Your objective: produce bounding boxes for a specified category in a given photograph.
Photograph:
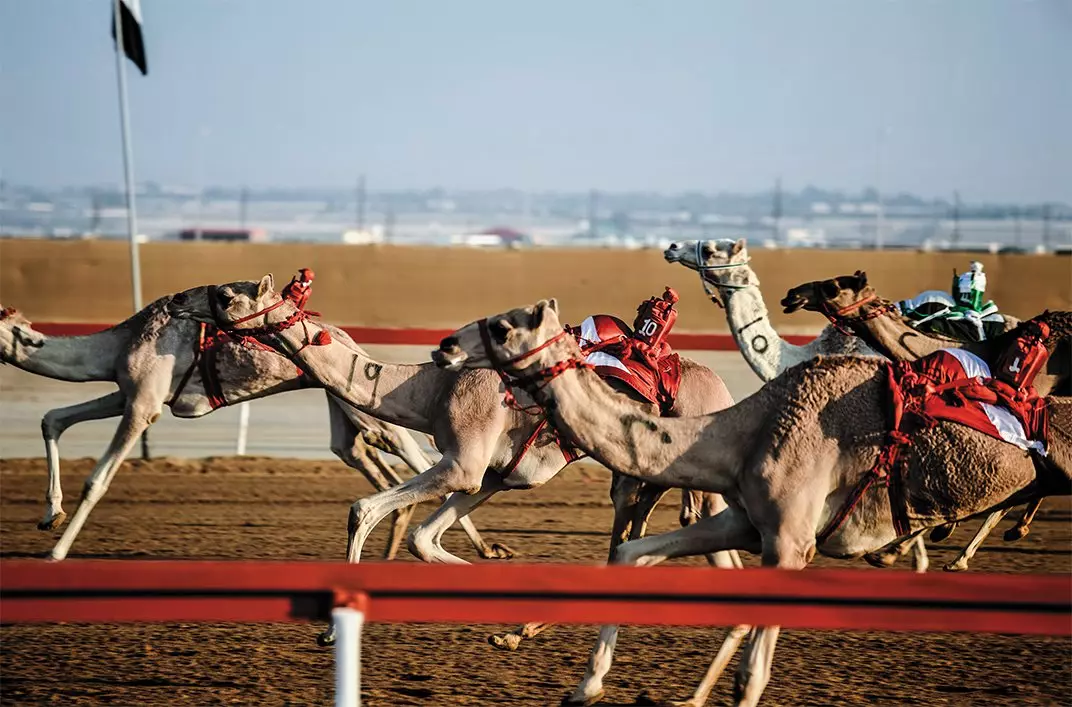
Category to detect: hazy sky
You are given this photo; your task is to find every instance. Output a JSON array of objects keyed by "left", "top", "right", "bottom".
[{"left": 2, "top": 1, "right": 1070, "bottom": 201}]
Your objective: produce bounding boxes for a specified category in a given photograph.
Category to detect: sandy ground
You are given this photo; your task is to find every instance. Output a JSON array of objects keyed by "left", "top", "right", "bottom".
[{"left": 2, "top": 455, "right": 1070, "bottom": 707}]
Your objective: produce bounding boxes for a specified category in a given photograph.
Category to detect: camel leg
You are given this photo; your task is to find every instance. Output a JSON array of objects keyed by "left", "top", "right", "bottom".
[
  {"left": 697, "top": 492, "right": 745, "bottom": 569},
  {"left": 327, "top": 401, "right": 414, "bottom": 561},
  {"left": 945, "top": 508, "right": 1011, "bottom": 572},
  {"left": 318, "top": 466, "right": 489, "bottom": 647},
  {"left": 909, "top": 535, "right": 929, "bottom": 573},
  {"left": 345, "top": 458, "right": 479, "bottom": 564},
  {"left": 929, "top": 521, "right": 957, "bottom": 542},
  {"left": 407, "top": 488, "right": 498, "bottom": 564},
  {"left": 564, "top": 509, "right": 760, "bottom": 707},
  {"left": 732, "top": 533, "right": 813, "bottom": 707},
  {"left": 350, "top": 402, "right": 515, "bottom": 561},
  {"left": 37, "top": 392, "right": 127, "bottom": 531},
  {"left": 49, "top": 399, "right": 160, "bottom": 561},
  {"left": 1005, "top": 498, "right": 1044, "bottom": 541},
  {"left": 489, "top": 473, "right": 665, "bottom": 653},
  {"left": 864, "top": 530, "right": 926, "bottom": 570}
]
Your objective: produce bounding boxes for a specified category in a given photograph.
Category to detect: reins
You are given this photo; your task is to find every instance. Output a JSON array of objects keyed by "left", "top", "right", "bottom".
[
  {"left": 818, "top": 294, "right": 896, "bottom": 335},
  {"left": 477, "top": 317, "right": 591, "bottom": 411}
]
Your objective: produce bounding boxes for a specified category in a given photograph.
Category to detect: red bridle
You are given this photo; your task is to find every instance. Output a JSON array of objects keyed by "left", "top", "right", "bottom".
[
  {"left": 477, "top": 318, "right": 591, "bottom": 408},
  {"left": 818, "top": 294, "right": 895, "bottom": 335},
  {"left": 209, "top": 286, "right": 331, "bottom": 365}
]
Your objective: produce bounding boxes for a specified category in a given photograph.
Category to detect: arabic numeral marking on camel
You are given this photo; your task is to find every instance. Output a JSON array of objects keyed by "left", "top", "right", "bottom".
[
  {"left": 364, "top": 362, "right": 383, "bottom": 380},
  {"left": 637, "top": 319, "right": 658, "bottom": 337},
  {"left": 751, "top": 334, "right": 769, "bottom": 353}
]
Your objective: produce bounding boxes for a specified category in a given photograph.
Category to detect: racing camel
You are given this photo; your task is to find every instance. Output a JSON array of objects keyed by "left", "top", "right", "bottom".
[
  {"left": 779, "top": 270, "right": 1071, "bottom": 569},
  {"left": 432, "top": 298, "right": 1069, "bottom": 707},
  {"left": 0, "top": 277, "right": 508, "bottom": 563},
  {"left": 165, "top": 274, "right": 742, "bottom": 648}
]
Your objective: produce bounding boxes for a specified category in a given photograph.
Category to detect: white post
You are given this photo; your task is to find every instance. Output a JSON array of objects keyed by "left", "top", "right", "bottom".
[
  {"left": 114, "top": 0, "right": 149, "bottom": 460},
  {"left": 235, "top": 402, "right": 251, "bottom": 456},
  {"left": 113, "top": 0, "right": 142, "bottom": 312},
  {"left": 333, "top": 606, "right": 364, "bottom": 707}
]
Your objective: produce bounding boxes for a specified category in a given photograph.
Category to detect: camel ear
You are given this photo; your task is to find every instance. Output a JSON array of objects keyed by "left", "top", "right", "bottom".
[
  {"left": 547, "top": 298, "right": 559, "bottom": 314},
  {"left": 533, "top": 299, "right": 550, "bottom": 327},
  {"left": 257, "top": 274, "right": 274, "bottom": 300},
  {"left": 731, "top": 238, "right": 745, "bottom": 256},
  {"left": 855, "top": 270, "right": 868, "bottom": 287}
]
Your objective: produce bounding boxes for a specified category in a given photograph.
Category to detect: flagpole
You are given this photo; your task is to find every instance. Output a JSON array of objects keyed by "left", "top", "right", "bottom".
[{"left": 113, "top": 0, "right": 150, "bottom": 459}]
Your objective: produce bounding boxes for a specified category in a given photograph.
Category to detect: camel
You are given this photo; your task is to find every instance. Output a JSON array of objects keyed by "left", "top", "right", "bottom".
[
  {"left": 0, "top": 297, "right": 509, "bottom": 563},
  {"left": 663, "top": 238, "right": 931, "bottom": 572},
  {"left": 432, "top": 299, "right": 1069, "bottom": 707},
  {"left": 663, "top": 239, "right": 884, "bottom": 382},
  {"left": 779, "top": 271, "right": 1072, "bottom": 568},
  {"left": 166, "top": 275, "right": 742, "bottom": 648},
  {"left": 662, "top": 238, "right": 1052, "bottom": 573}
]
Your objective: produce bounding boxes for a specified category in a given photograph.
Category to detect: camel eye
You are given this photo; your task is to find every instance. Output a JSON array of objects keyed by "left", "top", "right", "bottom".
[
  {"left": 701, "top": 244, "right": 715, "bottom": 258},
  {"left": 489, "top": 320, "right": 511, "bottom": 343},
  {"left": 821, "top": 281, "right": 840, "bottom": 299}
]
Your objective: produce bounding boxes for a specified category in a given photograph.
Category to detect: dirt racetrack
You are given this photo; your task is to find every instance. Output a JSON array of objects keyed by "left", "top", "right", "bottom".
[{"left": 2, "top": 456, "right": 1070, "bottom": 707}]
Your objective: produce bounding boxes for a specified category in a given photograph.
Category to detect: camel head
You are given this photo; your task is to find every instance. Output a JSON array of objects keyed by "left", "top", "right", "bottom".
[
  {"left": 433, "top": 299, "right": 576, "bottom": 375},
  {"left": 0, "top": 306, "right": 46, "bottom": 358},
  {"left": 780, "top": 271, "right": 875, "bottom": 316},
  {"left": 166, "top": 275, "right": 284, "bottom": 329},
  {"left": 663, "top": 239, "right": 756, "bottom": 306}
]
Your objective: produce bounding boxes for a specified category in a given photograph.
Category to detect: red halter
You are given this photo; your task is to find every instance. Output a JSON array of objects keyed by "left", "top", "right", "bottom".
[
  {"left": 818, "top": 294, "right": 895, "bottom": 335},
  {"left": 477, "top": 318, "right": 591, "bottom": 406}
]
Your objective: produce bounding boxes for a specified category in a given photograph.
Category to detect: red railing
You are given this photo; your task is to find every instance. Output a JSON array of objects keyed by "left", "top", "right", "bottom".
[{"left": 2, "top": 560, "right": 1069, "bottom": 635}]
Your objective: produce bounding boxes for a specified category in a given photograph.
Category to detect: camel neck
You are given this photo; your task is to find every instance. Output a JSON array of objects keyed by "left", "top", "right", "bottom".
[
  {"left": 538, "top": 364, "right": 747, "bottom": 493},
  {"left": 273, "top": 325, "right": 446, "bottom": 432},
  {"left": 722, "top": 281, "right": 817, "bottom": 381},
  {"left": 850, "top": 312, "right": 964, "bottom": 361},
  {"left": 1, "top": 327, "right": 128, "bottom": 383}
]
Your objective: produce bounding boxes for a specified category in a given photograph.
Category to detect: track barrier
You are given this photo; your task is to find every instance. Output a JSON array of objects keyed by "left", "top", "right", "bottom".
[{"left": 2, "top": 561, "right": 1069, "bottom": 706}]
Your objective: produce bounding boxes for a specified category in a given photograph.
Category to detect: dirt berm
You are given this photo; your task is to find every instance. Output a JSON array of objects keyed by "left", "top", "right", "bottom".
[{"left": 1, "top": 239, "right": 1068, "bottom": 331}]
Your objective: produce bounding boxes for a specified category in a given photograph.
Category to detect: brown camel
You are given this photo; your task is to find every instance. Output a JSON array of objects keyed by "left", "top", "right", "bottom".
[
  {"left": 0, "top": 296, "right": 508, "bottom": 563},
  {"left": 664, "top": 237, "right": 1047, "bottom": 572},
  {"left": 432, "top": 299, "right": 1068, "bottom": 707},
  {"left": 780, "top": 271, "right": 1071, "bottom": 566},
  {"left": 166, "top": 275, "right": 742, "bottom": 648}
]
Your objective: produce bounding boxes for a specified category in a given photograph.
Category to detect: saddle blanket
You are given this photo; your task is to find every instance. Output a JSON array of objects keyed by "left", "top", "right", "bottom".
[
  {"left": 893, "top": 348, "right": 1047, "bottom": 456},
  {"left": 570, "top": 314, "right": 681, "bottom": 414}
]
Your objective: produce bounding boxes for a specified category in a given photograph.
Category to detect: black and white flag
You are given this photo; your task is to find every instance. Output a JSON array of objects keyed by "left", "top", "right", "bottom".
[{"left": 111, "top": 0, "right": 147, "bottom": 75}]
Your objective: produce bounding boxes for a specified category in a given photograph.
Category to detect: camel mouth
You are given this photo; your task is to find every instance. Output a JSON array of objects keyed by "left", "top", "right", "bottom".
[
  {"left": 662, "top": 248, "right": 686, "bottom": 264},
  {"left": 431, "top": 347, "right": 466, "bottom": 370},
  {"left": 780, "top": 294, "right": 808, "bottom": 314}
]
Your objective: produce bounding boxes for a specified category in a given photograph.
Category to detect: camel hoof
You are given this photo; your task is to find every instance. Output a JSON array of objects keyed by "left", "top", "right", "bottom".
[
  {"left": 316, "top": 628, "right": 336, "bottom": 647},
  {"left": 943, "top": 558, "right": 969, "bottom": 572},
  {"left": 37, "top": 511, "right": 67, "bottom": 531},
  {"left": 484, "top": 543, "right": 516, "bottom": 560},
  {"left": 1004, "top": 525, "right": 1030, "bottom": 542},
  {"left": 929, "top": 523, "right": 956, "bottom": 542},
  {"left": 863, "top": 551, "right": 897, "bottom": 568},
  {"left": 488, "top": 633, "right": 522, "bottom": 651},
  {"left": 561, "top": 689, "right": 604, "bottom": 706}
]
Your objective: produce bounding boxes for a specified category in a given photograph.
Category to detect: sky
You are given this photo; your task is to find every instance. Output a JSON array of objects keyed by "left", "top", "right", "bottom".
[{"left": 2, "top": 1, "right": 1070, "bottom": 202}]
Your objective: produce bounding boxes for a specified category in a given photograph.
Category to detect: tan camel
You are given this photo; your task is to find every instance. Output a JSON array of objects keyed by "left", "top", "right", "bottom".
[
  {"left": 166, "top": 275, "right": 742, "bottom": 648},
  {"left": 664, "top": 238, "right": 1052, "bottom": 573},
  {"left": 780, "top": 272, "right": 1071, "bottom": 568},
  {"left": 0, "top": 296, "right": 508, "bottom": 563},
  {"left": 433, "top": 299, "right": 1069, "bottom": 707},
  {"left": 664, "top": 238, "right": 931, "bottom": 572}
]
